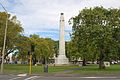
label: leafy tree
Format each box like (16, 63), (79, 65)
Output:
(15, 35), (31, 62)
(0, 12), (23, 59)
(69, 7), (120, 69)
(66, 41), (81, 63)
(54, 41), (59, 57)
(29, 34), (55, 65)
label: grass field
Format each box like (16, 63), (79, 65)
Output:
(2, 64), (120, 75)
(71, 64), (120, 75)
(3, 64), (79, 74)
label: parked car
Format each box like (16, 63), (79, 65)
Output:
(111, 61), (118, 64)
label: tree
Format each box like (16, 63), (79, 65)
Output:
(54, 41), (59, 57)
(69, 7), (120, 69)
(29, 34), (55, 65)
(15, 35), (31, 62)
(0, 12), (23, 60)
(66, 41), (81, 63)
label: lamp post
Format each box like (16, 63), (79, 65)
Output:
(0, 2), (8, 74)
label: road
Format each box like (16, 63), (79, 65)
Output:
(0, 74), (120, 80)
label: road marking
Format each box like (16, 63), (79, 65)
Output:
(9, 77), (22, 80)
(17, 73), (27, 77)
(43, 76), (119, 79)
(80, 77), (117, 79)
(24, 76), (39, 80)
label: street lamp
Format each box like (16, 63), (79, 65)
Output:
(0, 2), (8, 74)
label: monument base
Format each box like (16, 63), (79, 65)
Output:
(55, 55), (69, 65)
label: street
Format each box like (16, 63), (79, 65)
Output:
(0, 74), (120, 80)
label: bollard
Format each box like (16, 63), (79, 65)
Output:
(44, 64), (48, 73)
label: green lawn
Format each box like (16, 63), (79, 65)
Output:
(3, 64), (79, 74)
(2, 64), (120, 75)
(71, 64), (120, 75)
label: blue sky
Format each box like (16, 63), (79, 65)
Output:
(0, 0), (120, 41)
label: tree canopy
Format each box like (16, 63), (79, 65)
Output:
(0, 12), (23, 58)
(69, 7), (120, 69)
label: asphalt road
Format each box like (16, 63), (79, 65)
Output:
(0, 74), (120, 80)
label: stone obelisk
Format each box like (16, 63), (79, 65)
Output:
(55, 13), (69, 65)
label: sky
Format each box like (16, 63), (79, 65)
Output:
(0, 0), (120, 41)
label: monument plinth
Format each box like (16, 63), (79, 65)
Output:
(55, 13), (69, 65)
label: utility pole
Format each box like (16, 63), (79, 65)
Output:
(0, 2), (8, 74)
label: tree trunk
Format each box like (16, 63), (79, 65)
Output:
(32, 54), (37, 65)
(99, 49), (105, 69)
(99, 59), (105, 69)
(82, 58), (86, 66)
(92, 58), (94, 64)
(44, 57), (48, 73)
(32, 58), (36, 65)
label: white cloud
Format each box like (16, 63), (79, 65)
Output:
(0, 0), (120, 40)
